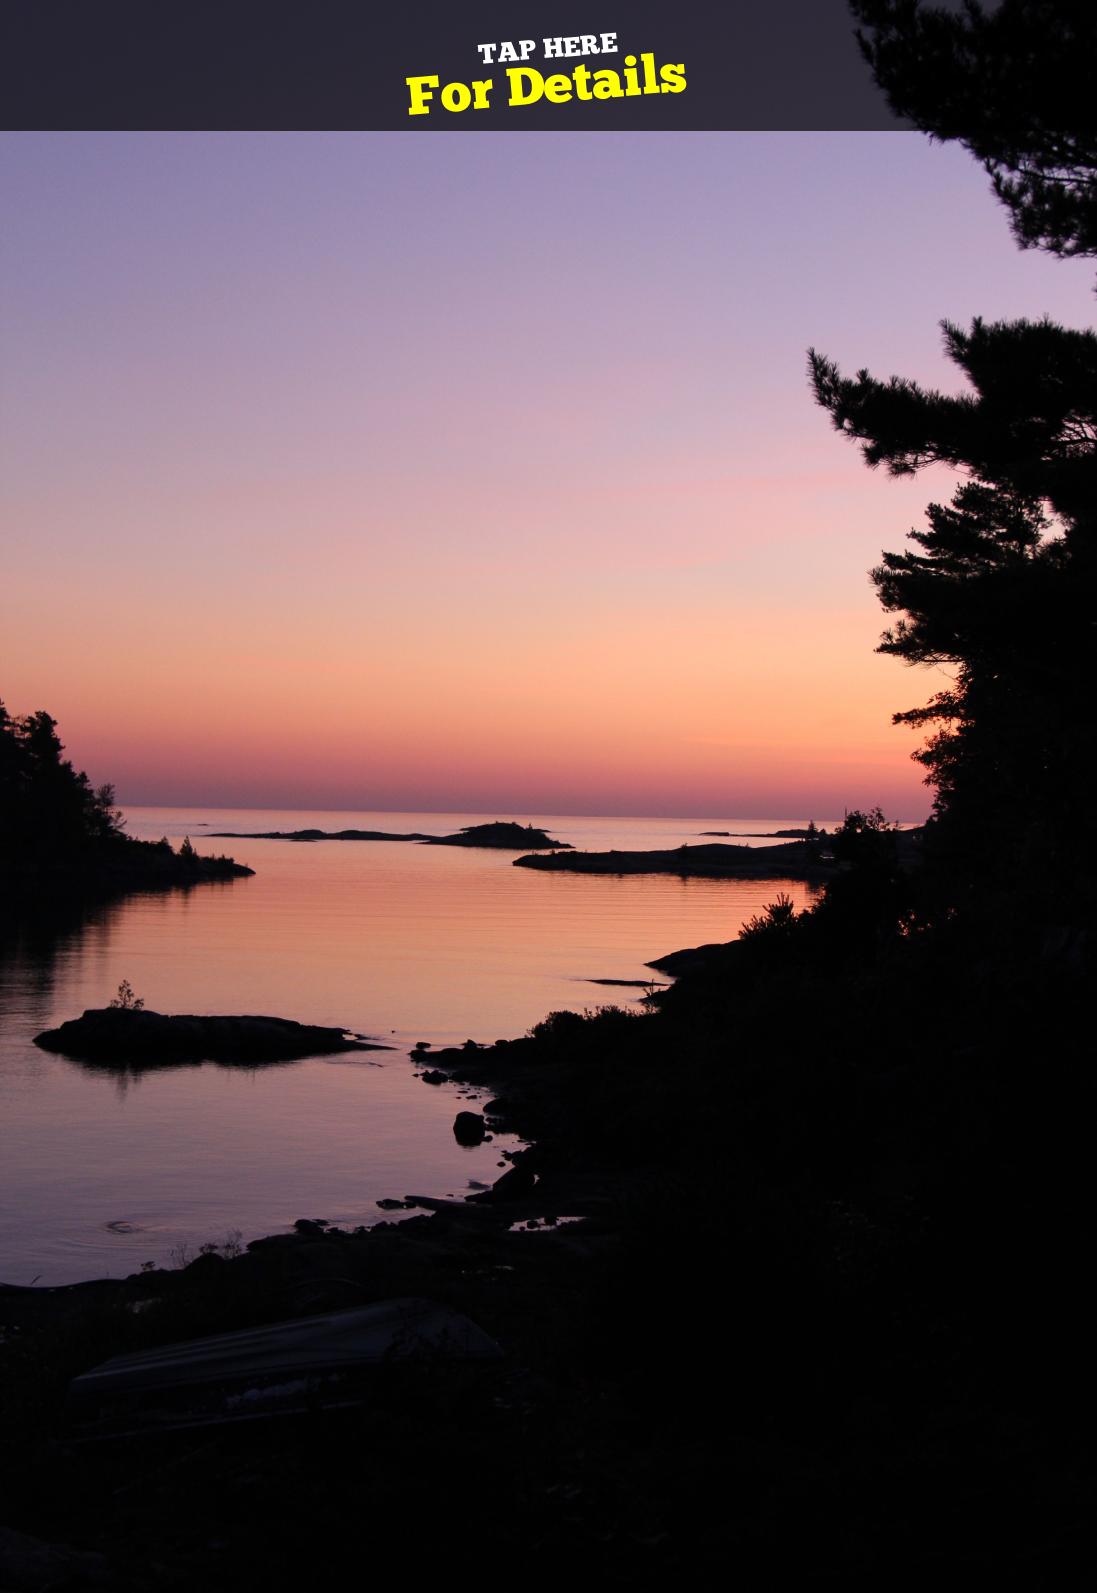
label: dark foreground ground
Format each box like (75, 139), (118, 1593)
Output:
(1, 904), (1094, 1586)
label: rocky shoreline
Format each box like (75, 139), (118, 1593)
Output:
(0, 1020), (626, 1585)
(1, 901), (1088, 1583)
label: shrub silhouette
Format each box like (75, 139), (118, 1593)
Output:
(108, 979), (144, 1011)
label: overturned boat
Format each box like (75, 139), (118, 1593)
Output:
(68, 1297), (502, 1438)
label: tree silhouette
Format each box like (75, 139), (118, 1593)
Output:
(0, 698), (124, 869)
(108, 979), (144, 1011)
(1, 695), (249, 900)
(810, 316), (1097, 528)
(850, 1), (1097, 265)
(808, 6), (1097, 917)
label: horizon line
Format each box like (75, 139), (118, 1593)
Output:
(117, 800), (930, 824)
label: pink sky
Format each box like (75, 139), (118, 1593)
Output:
(2, 133), (1093, 817)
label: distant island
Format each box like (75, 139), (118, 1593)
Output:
(208, 820), (573, 851)
(700, 827), (829, 838)
(1, 699), (252, 907)
(513, 838), (839, 881)
(207, 828), (434, 843)
(425, 822), (572, 850)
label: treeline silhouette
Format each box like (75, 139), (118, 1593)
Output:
(0, 703), (121, 860)
(0, 699), (250, 903)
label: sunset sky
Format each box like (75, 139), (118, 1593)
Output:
(2, 131), (1093, 818)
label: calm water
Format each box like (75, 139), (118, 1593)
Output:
(0, 808), (827, 1284)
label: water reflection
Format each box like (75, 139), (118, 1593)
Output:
(1, 808), (824, 1285)
(0, 897), (123, 1033)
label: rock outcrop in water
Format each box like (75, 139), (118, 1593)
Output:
(425, 822), (571, 850)
(513, 839), (835, 880)
(34, 1009), (389, 1066)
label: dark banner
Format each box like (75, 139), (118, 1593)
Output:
(2, 1), (903, 130)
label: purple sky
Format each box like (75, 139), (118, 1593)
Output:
(2, 132), (1093, 816)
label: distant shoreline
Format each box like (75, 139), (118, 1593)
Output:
(206, 820), (573, 851)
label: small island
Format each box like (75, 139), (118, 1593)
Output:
(513, 838), (836, 881)
(424, 821), (572, 850)
(700, 827), (829, 838)
(208, 820), (573, 851)
(34, 1007), (389, 1066)
(207, 828), (435, 843)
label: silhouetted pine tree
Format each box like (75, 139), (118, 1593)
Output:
(0, 699), (123, 872)
(850, 1), (1097, 263)
(809, 5), (1097, 921)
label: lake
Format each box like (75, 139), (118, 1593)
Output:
(0, 808), (827, 1284)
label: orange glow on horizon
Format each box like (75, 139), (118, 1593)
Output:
(6, 133), (1092, 820)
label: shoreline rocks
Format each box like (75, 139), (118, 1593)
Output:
(453, 1110), (488, 1146)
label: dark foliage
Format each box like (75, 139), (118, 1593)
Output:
(851, 1), (1097, 264)
(0, 700), (123, 870)
(809, 316), (1097, 524)
(812, 13), (1097, 913)
(0, 696), (251, 903)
